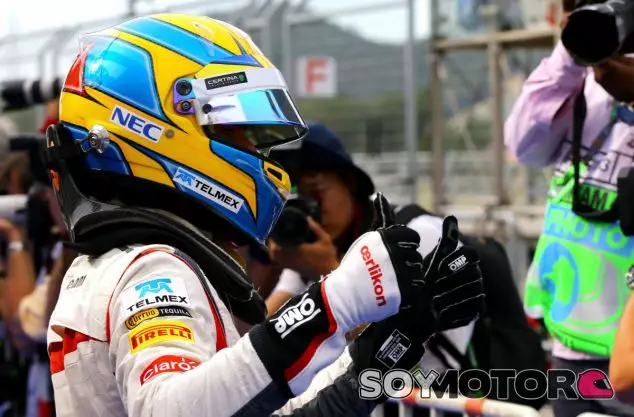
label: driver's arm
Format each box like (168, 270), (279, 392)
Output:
(109, 247), (382, 417)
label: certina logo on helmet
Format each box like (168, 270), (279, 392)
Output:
(448, 255), (467, 272)
(172, 167), (245, 214)
(361, 245), (387, 307)
(205, 72), (248, 90)
(140, 355), (201, 385)
(110, 105), (164, 143)
(272, 292), (321, 338)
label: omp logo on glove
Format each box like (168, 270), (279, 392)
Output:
(375, 329), (411, 368)
(448, 255), (467, 272)
(361, 245), (387, 307)
(272, 292), (321, 339)
(128, 320), (194, 354)
(140, 355), (201, 385)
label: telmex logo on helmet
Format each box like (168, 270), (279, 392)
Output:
(173, 167), (245, 214)
(272, 292), (321, 339)
(110, 105), (164, 143)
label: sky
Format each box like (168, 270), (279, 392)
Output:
(0, 0), (433, 80)
(0, 0), (432, 40)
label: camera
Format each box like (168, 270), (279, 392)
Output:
(618, 167), (634, 235)
(562, 0), (634, 66)
(269, 197), (322, 249)
(0, 78), (62, 113)
(3, 135), (57, 272)
(0, 194), (28, 225)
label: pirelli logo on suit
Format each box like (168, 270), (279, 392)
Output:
(125, 305), (192, 330)
(128, 320), (194, 354)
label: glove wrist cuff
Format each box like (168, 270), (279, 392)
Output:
(250, 282), (347, 396)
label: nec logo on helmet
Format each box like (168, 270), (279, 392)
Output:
(110, 105), (164, 143)
(448, 255), (467, 272)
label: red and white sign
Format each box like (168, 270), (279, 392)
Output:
(296, 57), (337, 98)
(140, 355), (201, 385)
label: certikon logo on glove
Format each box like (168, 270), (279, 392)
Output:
(361, 245), (387, 307)
(272, 293), (321, 339)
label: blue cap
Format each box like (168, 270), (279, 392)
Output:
(270, 121), (375, 198)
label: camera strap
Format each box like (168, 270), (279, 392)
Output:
(571, 91), (620, 222)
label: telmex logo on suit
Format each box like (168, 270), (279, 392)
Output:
(121, 276), (191, 315)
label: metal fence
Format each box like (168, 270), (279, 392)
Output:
(0, 0), (557, 276)
(0, 0), (553, 203)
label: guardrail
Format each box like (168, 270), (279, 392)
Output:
(373, 392), (620, 417)
(577, 414), (617, 417)
(373, 389), (543, 417)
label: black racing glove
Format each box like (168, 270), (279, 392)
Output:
(349, 207), (485, 403)
(250, 193), (425, 398)
(421, 216), (485, 332)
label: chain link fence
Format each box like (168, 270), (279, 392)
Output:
(0, 0), (557, 214)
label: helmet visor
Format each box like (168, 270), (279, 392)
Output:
(174, 68), (307, 150)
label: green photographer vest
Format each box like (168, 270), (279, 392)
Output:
(525, 164), (632, 356)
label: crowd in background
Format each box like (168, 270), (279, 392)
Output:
(0, 102), (543, 417)
(0, 100), (76, 417)
(5, 2), (634, 416)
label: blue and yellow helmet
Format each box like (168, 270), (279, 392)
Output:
(53, 14), (307, 247)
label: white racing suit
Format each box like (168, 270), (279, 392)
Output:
(47, 244), (369, 417)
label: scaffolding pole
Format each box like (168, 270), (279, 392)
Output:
(404, 0), (418, 204)
(428, 2), (560, 213)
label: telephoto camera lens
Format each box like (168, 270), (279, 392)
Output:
(562, 0), (634, 66)
(270, 198), (321, 249)
(270, 206), (313, 248)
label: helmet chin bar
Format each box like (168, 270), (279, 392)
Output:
(44, 123), (266, 325)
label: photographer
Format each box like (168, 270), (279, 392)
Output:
(253, 123), (470, 365)
(0, 100), (74, 417)
(0, 116), (31, 417)
(254, 122), (546, 410)
(611, 272), (634, 403)
(504, 1), (634, 415)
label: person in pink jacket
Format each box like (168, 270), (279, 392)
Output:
(505, 7), (634, 416)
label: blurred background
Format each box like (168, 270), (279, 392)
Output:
(0, 0), (562, 287)
(0, 2), (571, 416)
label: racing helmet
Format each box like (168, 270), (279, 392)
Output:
(47, 14), (307, 248)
